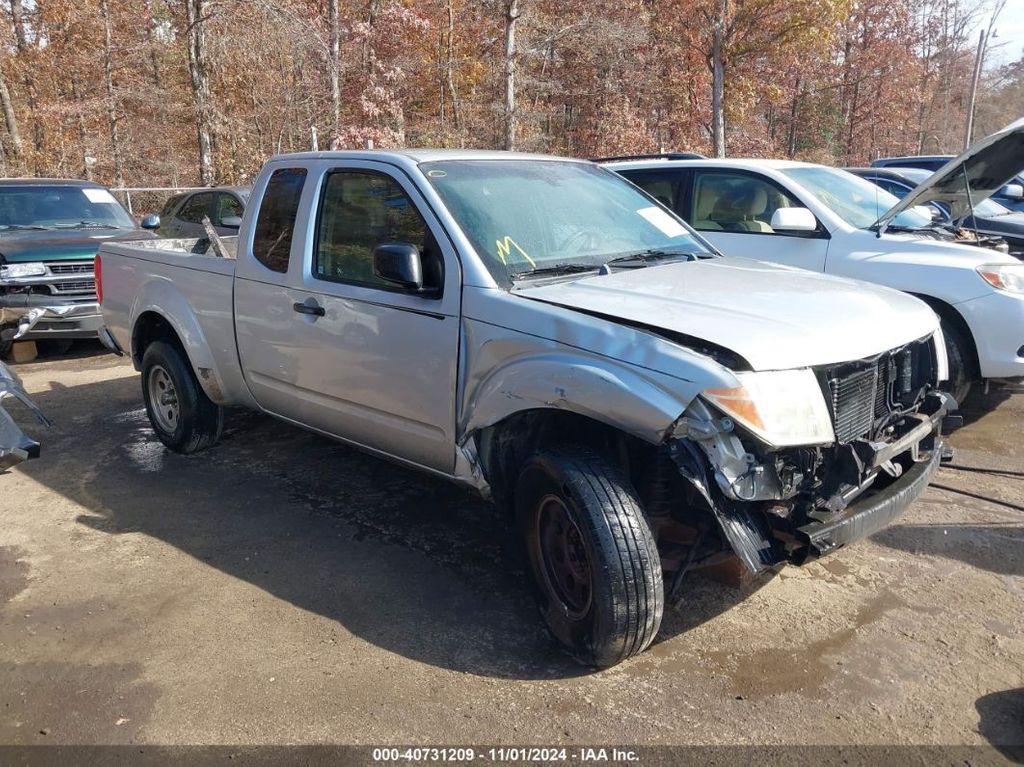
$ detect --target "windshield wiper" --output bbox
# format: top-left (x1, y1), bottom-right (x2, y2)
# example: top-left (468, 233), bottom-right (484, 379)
top-left (53, 221), bottom-right (114, 229)
top-left (510, 263), bottom-right (599, 280)
top-left (604, 249), bottom-right (702, 268)
top-left (0, 224), bottom-right (48, 231)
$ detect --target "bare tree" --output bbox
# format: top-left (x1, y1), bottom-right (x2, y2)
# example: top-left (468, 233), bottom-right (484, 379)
top-left (10, 0), bottom-right (41, 162)
top-left (99, 0), bottom-right (124, 186)
top-left (0, 71), bottom-right (22, 165)
top-left (504, 0), bottom-right (520, 150)
top-left (185, 0), bottom-right (215, 184)
top-left (444, 0), bottom-right (461, 133)
top-left (328, 0), bottom-right (341, 140)
top-left (710, 0), bottom-right (727, 157)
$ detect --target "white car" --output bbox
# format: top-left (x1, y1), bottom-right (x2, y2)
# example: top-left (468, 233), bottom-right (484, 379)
top-left (605, 121), bottom-right (1024, 402)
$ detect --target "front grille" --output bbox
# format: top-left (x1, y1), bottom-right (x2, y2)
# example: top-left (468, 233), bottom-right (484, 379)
top-left (822, 338), bottom-right (935, 444)
top-left (48, 261), bottom-right (93, 275)
top-left (830, 366), bottom-right (878, 443)
top-left (49, 279), bottom-right (96, 294)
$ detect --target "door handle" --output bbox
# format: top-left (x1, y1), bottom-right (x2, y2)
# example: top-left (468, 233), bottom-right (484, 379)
top-left (293, 301), bottom-right (325, 317)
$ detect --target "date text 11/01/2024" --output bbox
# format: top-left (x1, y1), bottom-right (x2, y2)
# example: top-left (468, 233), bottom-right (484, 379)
top-left (371, 747), bottom-right (640, 762)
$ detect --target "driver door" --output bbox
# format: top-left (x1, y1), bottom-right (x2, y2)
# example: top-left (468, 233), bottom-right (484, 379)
top-left (234, 161), bottom-right (462, 473)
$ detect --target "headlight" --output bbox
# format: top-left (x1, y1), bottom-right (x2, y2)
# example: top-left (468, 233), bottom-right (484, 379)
top-left (702, 368), bottom-right (835, 448)
top-left (977, 263), bottom-right (1024, 293)
top-left (0, 262), bottom-right (47, 279)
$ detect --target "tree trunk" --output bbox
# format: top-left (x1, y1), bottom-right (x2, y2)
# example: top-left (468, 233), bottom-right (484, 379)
top-left (503, 0), bottom-right (520, 151)
top-left (70, 77), bottom-right (91, 180)
top-left (185, 0), bottom-right (215, 185)
top-left (328, 0), bottom-right (340, 141)
top-left (99, 0), bottom-right (124, 187)
top-left (787, 77), bottom-right (800, 158)
top-left (0, 72), bottom-right (22, 164)
top-left (445, 0), bottom-right (461, 132)
top-left (10, 0), bottom-right (42, 163)
top-left (710, 0), bottom-right (727, 158)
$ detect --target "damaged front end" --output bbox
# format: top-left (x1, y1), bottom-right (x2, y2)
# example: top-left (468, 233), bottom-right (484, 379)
top-left (661, 335), bottom-right (953, 575)
top-left (0, 361), bottom-right (49, 471)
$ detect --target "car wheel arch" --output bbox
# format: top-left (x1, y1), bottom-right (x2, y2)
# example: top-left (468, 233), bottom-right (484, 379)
top-left (910, 293), bottom-right (980, 379)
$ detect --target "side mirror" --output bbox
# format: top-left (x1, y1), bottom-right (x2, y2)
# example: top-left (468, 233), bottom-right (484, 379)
top-left (769, 207), bottom-right (817, 233)
top-left (999, 183), bottom-right (1024, 201)
top-left (140, 214), bottom-right (160, 230)
top-left (220, 215), bottom-right (242, 229)
top-left (373, 243), bottom-right (423, 291)
top-left (911, 205), bottom-right (936, 220)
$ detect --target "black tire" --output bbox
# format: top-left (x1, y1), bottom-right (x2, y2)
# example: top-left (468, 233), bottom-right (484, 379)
top-left (0, 324), bottom-right (14, 360)
top-left (941, 319), bottom-right (973, 406)
top-left (37, 339), bottom-right (73, 357)
top-left (141, 340), bottom-right (223, 453)
top-left (515, 446), bottom-right (663, 668)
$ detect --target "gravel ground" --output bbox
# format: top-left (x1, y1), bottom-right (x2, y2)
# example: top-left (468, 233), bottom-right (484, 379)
top-left (0, 345), bottom-right (1021, 757)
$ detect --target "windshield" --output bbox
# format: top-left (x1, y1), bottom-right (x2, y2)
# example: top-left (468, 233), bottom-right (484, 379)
top-left (881, 168), bottom-right (1011, 218)
top-left (0, 185), bottom-right (136, 230)
top-left (975, 198), bottom-right (1011, 217)
top-left (784, 167), bottom-right (932, 230)
top-left (421, 160), bottom-right (714, 283)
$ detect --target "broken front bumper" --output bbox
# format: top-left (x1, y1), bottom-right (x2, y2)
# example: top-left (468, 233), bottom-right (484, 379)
top-left (793, 443), bottom-right (942, 561)
top-left (0, 298), bottom-right (104, 342)
top-left (0, 361), bottom-right (49, 470)
top-left (672, 391), bottom-right (952, 573)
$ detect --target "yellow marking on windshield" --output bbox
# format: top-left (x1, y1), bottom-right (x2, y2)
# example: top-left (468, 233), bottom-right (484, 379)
top-left (496, 235), bottom-right (535, 267)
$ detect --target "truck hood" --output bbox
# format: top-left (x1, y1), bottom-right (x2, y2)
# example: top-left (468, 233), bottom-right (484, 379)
top-left (514, 257), bottom-right (938, 371)
top-left (876, 117), bottom-right (1024, 232)
top-left (0, 227), bottom-right (155, 263)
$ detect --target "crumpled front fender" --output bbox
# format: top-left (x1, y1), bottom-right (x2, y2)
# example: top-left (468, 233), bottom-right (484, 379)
top-left (459, 351), bottom-right (696, 446)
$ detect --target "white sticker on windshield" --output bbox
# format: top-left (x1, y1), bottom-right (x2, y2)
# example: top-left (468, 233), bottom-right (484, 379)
top-left (82, 188), bottom-right (118, 205)
top-left (637, 206), bottom-right (688, 238)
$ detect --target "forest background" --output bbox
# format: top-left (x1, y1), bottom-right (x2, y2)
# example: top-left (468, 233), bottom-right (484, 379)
top-left (0, 0), bottom-right (1020, 187)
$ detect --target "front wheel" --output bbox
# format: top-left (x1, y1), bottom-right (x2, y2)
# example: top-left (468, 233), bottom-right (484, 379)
top-left (515, 446), bottom-right (663, 668)
top-left (141, 341), bottom-right (223, 453)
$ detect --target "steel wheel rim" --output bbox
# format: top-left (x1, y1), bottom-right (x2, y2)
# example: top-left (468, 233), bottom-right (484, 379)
top-left (535, 494), bottom-right (592, 619)
top-left (147, 365), bottom-right (180, 434)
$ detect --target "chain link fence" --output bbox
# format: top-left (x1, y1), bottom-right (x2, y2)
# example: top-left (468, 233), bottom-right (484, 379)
top-left (110, 187), bottom-right (206, 218)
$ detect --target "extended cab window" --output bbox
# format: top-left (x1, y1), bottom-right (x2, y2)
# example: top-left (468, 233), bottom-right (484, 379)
top-left (252, 168), bottom-right (306, 273)
top-left (314, 170), bottom-right (437, 292)
top-left (689, 171), bottom-right (802, 234)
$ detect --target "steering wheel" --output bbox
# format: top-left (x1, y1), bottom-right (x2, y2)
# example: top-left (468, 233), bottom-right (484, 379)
top-left (556, 228), bottom-right (605, 253)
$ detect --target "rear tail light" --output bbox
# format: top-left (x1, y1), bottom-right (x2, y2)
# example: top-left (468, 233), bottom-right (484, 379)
top-left (94, 254), bottom-right (103, 304)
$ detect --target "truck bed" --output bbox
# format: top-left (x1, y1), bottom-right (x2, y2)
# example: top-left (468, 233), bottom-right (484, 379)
top-left (98, 236), bottom-right (253, 408)
top-left (100, 235), bottom-right (238, 267)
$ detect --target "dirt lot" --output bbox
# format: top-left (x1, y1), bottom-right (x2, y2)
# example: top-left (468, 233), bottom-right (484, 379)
top-left (0, 345), bottom-right (1022, 753)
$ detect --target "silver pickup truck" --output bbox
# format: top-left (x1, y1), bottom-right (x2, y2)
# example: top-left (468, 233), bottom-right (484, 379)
top-left (97, 150), bottom-right (952, 667)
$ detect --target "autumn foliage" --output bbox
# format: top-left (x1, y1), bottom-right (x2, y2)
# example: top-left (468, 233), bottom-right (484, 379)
top-left (0, 0), bottom-right (1014, 186)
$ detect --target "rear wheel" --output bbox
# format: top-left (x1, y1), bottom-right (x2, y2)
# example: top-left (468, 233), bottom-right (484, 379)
top-left (141, 341), bottom-right (223, 453)
top-left (941, 319), bottom-right (973, 405)
top-left (516, 446), bottom-right (663, 668)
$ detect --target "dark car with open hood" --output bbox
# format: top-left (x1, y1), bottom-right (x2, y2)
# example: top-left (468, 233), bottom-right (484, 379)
top-left (0, 178), bottom-right (155, 358)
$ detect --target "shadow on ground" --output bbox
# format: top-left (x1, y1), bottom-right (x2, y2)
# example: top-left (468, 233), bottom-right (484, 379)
top-left (958, 381), bottom-right (1021, 428)
top-left (976, 688), bottom-right (1024, 761)
top-left (873, 522), bottom-right (1024, 577)
top-left (11, 370), bottom-right (753, 680)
